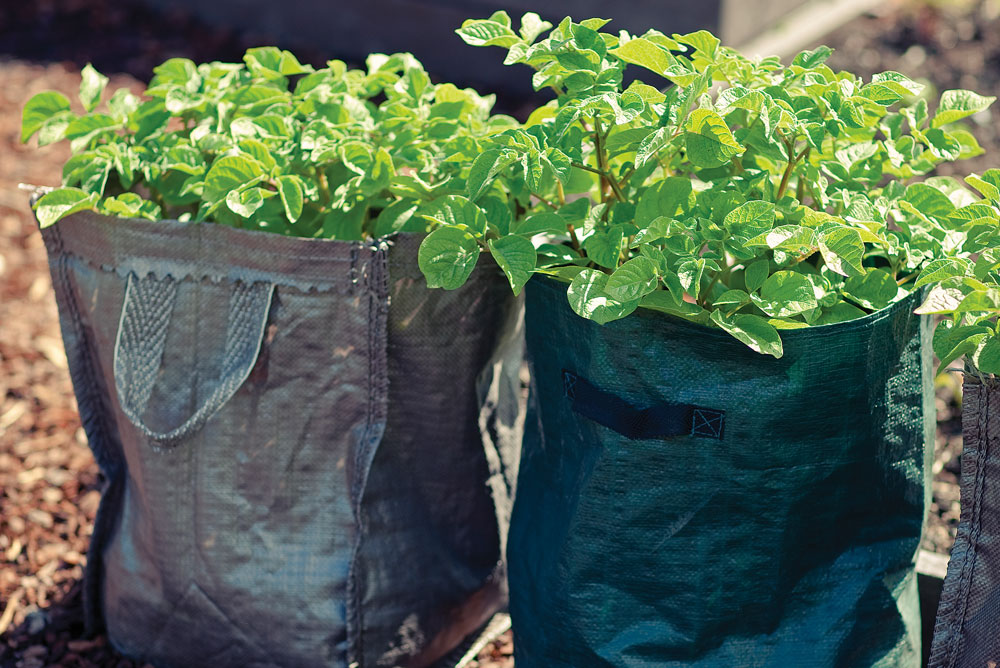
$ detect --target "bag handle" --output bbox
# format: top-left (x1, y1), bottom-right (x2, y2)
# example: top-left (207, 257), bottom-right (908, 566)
top-left (562, 370), bottom-right (725, 440)
top-left (113, 272), bottom-right (275, 448)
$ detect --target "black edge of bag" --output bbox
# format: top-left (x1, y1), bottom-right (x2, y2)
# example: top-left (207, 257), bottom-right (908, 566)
top-left (927, 374), bottom-right (1000, 668)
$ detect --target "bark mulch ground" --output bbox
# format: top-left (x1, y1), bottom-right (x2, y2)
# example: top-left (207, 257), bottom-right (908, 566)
top-left (2, 0), bottom-right (997, 666)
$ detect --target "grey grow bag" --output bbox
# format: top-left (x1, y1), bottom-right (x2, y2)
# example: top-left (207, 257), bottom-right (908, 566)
top-left (40, 211), bottom-right (523, 668)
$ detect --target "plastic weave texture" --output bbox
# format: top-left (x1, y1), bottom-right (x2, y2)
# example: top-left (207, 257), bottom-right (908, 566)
top-left (928, 376), bottom-right (1000, 668)
top-left (39, 212), bottom-right (523, 668)
top-left (509, 276), bottom-right (934, 668)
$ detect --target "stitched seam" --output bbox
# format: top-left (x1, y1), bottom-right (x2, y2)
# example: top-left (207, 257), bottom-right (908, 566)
top-left (947, 384), bottom-right (992, 667)
top-left (346, 244), bottom-right (389, 665)
top-left (56, 247), bottom-right (368, 295)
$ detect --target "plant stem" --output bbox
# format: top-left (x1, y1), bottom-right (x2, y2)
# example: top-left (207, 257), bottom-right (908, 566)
top-left (592, 117), bottom-right (610, 202)
top-left (700, 265), bottom-right (728, 308)
top-left (787, 248), bottom-right (818, 266)
top-left (775, 138), bottom-right (796, 201)
top-left (571, 160), bottom-right (626, 201)
top-left (567, 224), bottom-right (582, 253)
top-left (775, 139), bottom-right (809, 201)
top-left (315, 167), bottom-right (331, 205)
top-left (795, 147), bottom-right (811, 202)
top-left (530, 191), bottom-right (559, 211)
top-left (571, 161), bottom-right (605, 177)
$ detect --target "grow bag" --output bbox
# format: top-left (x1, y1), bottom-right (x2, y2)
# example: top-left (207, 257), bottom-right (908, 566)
top-left (928, 376), bottom-right (1000, 668)
top-left (39, 211), bottom-right (523, 668)
top-left (510, 276), bottom-right (933, 667)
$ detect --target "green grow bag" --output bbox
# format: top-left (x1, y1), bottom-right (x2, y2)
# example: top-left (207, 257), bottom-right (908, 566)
top-left (510, 276), bottom-right (934, 667)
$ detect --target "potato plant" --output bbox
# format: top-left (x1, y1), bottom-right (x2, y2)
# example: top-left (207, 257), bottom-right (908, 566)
top-left (21, 47), bottom-right (518, 239)
top-left (418, 12), bottom-right (994, 359)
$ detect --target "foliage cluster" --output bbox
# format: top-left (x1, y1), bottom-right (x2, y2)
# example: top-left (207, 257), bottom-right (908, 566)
top-left (21, 15), bottom-right (1000, 367)
top-left (22, 48), bottom-right (516, 239)
top-left (416, 12), bottom-right (995, 360)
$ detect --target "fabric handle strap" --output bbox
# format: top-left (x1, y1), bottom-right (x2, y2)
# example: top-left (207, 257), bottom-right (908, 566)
top-left (563, 370), bottom-right (725, 440)
top-left (113, 272), bottom-right (274, 448)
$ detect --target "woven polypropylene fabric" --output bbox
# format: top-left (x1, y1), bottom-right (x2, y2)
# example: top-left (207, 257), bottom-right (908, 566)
top-left (40, 212), bottom-right (523, 668)
top-left (928, 377), bottom-right (1000, 668)
top-left (509, 276), bottom-right (933, 668)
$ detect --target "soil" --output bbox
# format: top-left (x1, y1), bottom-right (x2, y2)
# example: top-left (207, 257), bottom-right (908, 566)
top-left (1, 0), bottom-right (996, 666)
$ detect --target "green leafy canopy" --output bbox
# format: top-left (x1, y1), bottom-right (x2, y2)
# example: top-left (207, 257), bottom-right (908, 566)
top-left (22, 19), bottom-right (1000, 370)
top-left (22, 51), bottom-right (518, 239)
top-left (417, 12), bottom-right (994, 361)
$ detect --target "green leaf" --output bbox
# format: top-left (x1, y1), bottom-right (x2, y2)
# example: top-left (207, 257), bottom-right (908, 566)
top-left (99, 193), bottom-right (160, 220)
top-left (635, 177), bottom-right (691, 226)
top-left (744, 259), bottom-right (769, 293)
top-left (226, 187), bottom-right (265, 218)
top-left (973, 335), bottom-right (1000, 374)
top-left (373, 200), bottom-right (420, 238)
top-left (418, 226), bottom-right (481, 290)
top-left (165, 87), bottom-right (205, 114)
top-left (914, 258), bottom-right (972, 288)
top-left (244, 47), bottom-right (314, 77)
top-left (916, 281), bottom-right (968, 314)
top-left (489, 236), bottom-right (537, 295)
top-left (713, 289), bottom-right (750, 307)
top-left (932, 89), bottom-right (996, 128)
top-left (933, 322), bottom-right (992, 373)
top-left (956, 288), bottom-right (1000, 312)
top-left (32, 187), bottom-right (97, 228)
top-left (965, 173), bottom-right (1000, 203)
top-left (872, 71), bottom-right (924, 96)
top-left (522, 150), bottom-right (543, 192)
top-left (151, 58), bottom-right (198, 87)
top-left (202, 155), bottom-right (264, 205)
top-left (425, 195), bottom-right (488, 237)
top-left (79, 64), bottom-right (109, 112)
top-left (904, 183), bottom-right (955, 218)
top-left (631, 216), bottom-right (673, 246)
top-left (583, 227), bottom-right (625, 269)
top-left (518, 12), bottom-right (552, 43)
top-left (611, 38), bottom-right (673, 77)
top-left (814, 302), bottom-right (867, 325)
top-left (710, 311), bottom-right (783, 358)
top-left (792, 45), bottom-right (833, 68)
top-left (277, 175), bottom-right (304, 223)
top-left (513, 212), bottom-right (566, 236)
top-left (456, 19), bottom-right (520, 47)
top-left (685, 109), bottom-right (744, 168)
top-left (567, 268), bottom-right (640, 324)
top-left (751, 271), bottom-right (817, 317)
top-left (635, 127), bottom-right (669, 167)
top-left (724, 200), bottom-right (775, 238)
top-left (639, 290), bottom-right (704, 317)
top-left (21, 92), bottom-right (72, 142)
top-left (605, 256), bottom-right (659, 302)
top-left (746, 225), bottom-right (817, 252)
top-left (466, 148), bottom-right (513, 201)
top-left (843, 269), bottom-right (898, 311)
top-left (676, 258), bottom-right (708, 298)
top-left (64, 114), bottom-right (119, 146)
top-left (674, 30), bottom-right (720, 58)
top-left (818, 228), bottom-right (865, 277)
